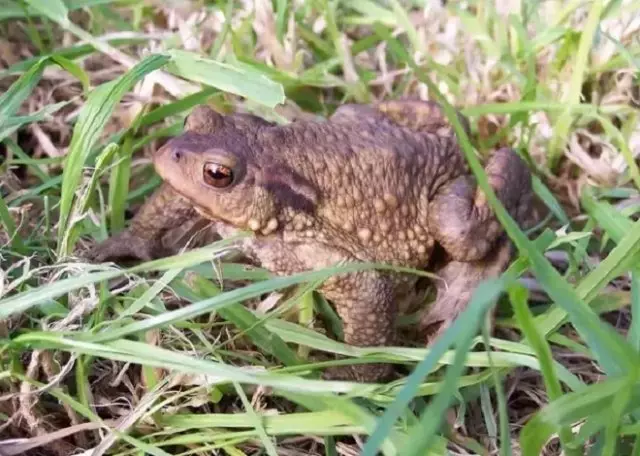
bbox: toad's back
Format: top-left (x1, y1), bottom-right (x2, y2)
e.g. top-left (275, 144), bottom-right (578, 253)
top-left (246, 116), bottom-right (469, 266)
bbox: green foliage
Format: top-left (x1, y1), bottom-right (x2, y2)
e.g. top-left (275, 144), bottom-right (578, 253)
top-left (2, 0), bottom-right (640, 455)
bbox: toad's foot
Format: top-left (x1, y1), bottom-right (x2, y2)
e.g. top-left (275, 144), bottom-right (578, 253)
top-left (419, 236), bottom-right (514, 344)
top-left (83, 183), bottom-right (210, 264)
top-left (84, 229), bottom-right (165, 263)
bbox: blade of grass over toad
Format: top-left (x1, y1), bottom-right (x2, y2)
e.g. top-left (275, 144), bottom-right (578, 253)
top-left (56, 53), bottom-right (169, 255)
top-left (377, 20), bottom-right (640, 377)
top-left (398, 280), bottom-right (508, 456)
top-left (165, 50), bottom-right (285, 108)
top-left (269, 318), bottom-right (585, 392)
top-left (362, 277), bottom-right (507, 455)
top-left (547, 0), bottom-right (604, 169)
top-left (80, 262), bottom-right (386, 344)
top-left (182, 274), bottom-right (303, 367)
top-left (11, 334), bottom-right (374, 395)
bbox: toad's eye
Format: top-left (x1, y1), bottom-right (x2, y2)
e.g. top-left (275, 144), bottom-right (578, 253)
top-left (203, 162), bottom-right (234, 188)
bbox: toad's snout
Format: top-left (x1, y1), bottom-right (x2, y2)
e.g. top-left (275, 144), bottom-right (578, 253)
top-left (153, 142), bottom-right (180, 163)
top-left (152, 142), bottom-right (181, 181)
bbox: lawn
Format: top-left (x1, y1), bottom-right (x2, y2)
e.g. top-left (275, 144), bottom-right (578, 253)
top-left (1, 0), bottom-right (639, 455)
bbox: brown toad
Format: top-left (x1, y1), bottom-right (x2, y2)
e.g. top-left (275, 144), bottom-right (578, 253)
top-left (88, 100), bottom-right (534, 382)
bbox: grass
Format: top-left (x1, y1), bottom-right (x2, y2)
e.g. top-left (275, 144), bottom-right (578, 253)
top-left (1, 0), bottom-right (639, 455)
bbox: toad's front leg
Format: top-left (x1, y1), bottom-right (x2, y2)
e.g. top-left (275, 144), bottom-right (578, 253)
top-left (85, 183), bottom-right (206, 263)
top-left (320, 270), bottom-right (399, 383)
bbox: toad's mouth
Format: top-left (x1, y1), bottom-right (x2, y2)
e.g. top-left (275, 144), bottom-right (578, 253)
top-left (152, 142), bottom-right (180, 182)
top-left (192, 204), bottom-right (221, 223)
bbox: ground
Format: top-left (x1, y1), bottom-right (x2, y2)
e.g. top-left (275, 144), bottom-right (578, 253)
top-left (1, 1), bottom-right (639, 455)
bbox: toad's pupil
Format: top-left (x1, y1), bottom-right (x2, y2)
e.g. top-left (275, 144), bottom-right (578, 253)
top-left (208, 166), bottom-right (229, 178)
top-left (204, 163), bottom-right (233, 188)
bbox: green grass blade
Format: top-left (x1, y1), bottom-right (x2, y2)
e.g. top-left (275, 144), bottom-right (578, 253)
top-left (80, 262), bottom-right (381, 345)
top-left (165, 50), bottom-right (285, 108)
top-left (51, 54), bottom-right (90, 91)
top-left (233, 381), bottom-right (280, 456)
top-left (0, 194), bottom-right (25, 254)
top-left (363, 278), bottom-right (507, 455)
top-left (11, 334), bottom-right (372, 395)
top-left (535, 188), bottom-right (640, 342)
top-left (400, 281), bottom-right (507, 456)
top-left (511, 283), bottom-right (580, 455)
top-left (183, 273), bottom-right (303, 367)
top-left (547, 0), bottom-right (605, 168)
top-left (630, 272), bottom-right (640, 351)
top-left (0, 57), bottom-right (49, 127)
top-left (138, 87), bottom-right (218, 127)
top-left (520, 376), bottom-right (639, 456)
top-left (159, 409), bottom-right (361, 434)
top-left (0, 100), bottom-right (71, 143)
top-left (0, 241), bottom-right (234, 319)
top-left (280, 391), bottom-right (405, 455)
top-left (481, 323), bottom-right (511, 456)
top-left (56, 53), bottom-right (169, 255)
top-left (23, 0), bottom-right (69, 25)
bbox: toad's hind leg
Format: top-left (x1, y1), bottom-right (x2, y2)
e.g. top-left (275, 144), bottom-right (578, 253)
top-left (429, 147), bottom-right (534, 262)
top-left (320, 270), bottom-right (400, 383)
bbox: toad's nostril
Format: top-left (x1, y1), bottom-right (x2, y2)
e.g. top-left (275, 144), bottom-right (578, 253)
top-left (171, 149), bottom-right (182, 161)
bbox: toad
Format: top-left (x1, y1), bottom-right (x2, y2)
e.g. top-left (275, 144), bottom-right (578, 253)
top-left (87, 100), bottom-right (534, 382)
